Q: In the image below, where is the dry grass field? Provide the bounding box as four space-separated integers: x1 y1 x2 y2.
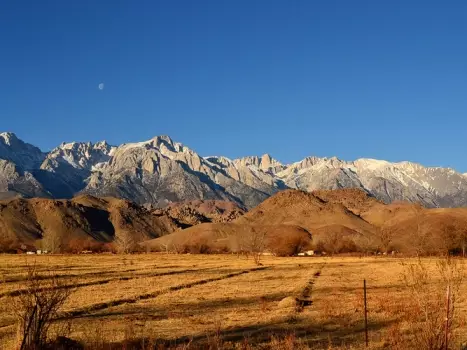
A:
0 254 466 349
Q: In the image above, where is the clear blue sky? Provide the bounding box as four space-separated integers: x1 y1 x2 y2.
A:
1 1 466 170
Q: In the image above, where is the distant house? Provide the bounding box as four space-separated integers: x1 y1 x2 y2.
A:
297 250 314 257
36 250 42 255
26 251 35 255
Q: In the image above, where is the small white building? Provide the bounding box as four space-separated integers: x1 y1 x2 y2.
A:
26 251 35 255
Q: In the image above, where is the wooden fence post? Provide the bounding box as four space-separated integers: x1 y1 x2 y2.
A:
364 279 368 347
445 285 450 350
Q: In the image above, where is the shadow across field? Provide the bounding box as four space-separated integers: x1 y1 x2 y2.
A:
0 267 216 299
62 267 269 319
68 290 293 320
65 317 395 349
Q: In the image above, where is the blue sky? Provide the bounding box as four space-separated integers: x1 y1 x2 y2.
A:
1 1 466 170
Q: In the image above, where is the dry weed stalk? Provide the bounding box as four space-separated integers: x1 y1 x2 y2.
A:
268 333 304 350
400 257 464 350
10 262 75 350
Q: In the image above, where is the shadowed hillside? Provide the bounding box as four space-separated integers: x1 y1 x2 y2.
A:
0 195 179 252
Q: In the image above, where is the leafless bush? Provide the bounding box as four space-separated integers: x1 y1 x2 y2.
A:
40 231 65 253
10 263 75 350
240 227 267 265
114 230 137 254
400 257 464 350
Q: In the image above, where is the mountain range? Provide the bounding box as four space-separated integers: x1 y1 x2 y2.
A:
1 131 467 208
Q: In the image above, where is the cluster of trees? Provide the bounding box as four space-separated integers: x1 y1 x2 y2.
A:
152 227 312 264
0 234 137 255
0 237 24 253
312 221 467 257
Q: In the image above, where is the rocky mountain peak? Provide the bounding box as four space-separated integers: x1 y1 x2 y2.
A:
151 135 174 144
233 154 284 173
0 132 45 170
0 132 19 145
260 153 282 167
44 140 115 171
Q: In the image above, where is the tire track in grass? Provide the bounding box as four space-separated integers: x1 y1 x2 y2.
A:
0 267 215 299
64 267 269 318
296 263 326 310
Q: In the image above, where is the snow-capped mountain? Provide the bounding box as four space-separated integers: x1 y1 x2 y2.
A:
0 133 50 199
43 141 115 171
0 132 467 208
77 136 276 208
32 141 117 198
0 132 45 169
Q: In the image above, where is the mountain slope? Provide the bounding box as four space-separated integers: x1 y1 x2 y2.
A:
1 132 467 208
145 189 467 255
0 195 178 252
82 136 273 208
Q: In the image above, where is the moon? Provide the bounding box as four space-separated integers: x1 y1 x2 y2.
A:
98 83 104 90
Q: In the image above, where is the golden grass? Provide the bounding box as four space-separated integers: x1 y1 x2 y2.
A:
0 254 466 349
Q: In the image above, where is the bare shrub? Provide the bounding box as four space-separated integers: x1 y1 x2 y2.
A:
40 231 64 253
400 257 464 349
377 226 394 253
246 227 267 265
158 241 172 254
114 230 136 254
10 263 75 350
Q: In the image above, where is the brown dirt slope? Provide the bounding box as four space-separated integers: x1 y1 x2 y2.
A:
146 189 467 255
236 189 376 235
312 188 380 216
